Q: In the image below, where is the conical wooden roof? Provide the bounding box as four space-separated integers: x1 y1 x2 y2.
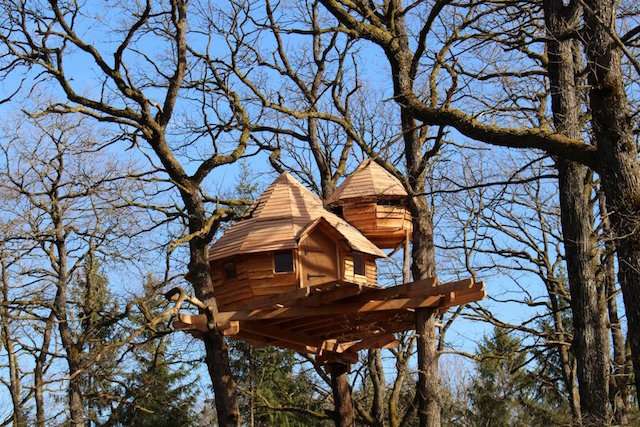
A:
325 159 407 206
209 173 386 261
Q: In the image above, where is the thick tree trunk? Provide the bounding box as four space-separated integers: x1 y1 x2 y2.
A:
368 349 386 427
319 169 357 426
544 3 611 423
583 0 640 404
415 309 440 427
410 197 440 427
202 333 239 427
328 363 355 427
67 374 86 427
558 160 610 425
184 193 240 427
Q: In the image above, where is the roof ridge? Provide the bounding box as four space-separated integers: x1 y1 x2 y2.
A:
209 171 385 260
326 158 407 205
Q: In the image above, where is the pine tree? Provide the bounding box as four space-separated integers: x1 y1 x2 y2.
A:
110 276 198 427
468 327 537 426
229 342 325 426
70 253 120 425
112 337 198 427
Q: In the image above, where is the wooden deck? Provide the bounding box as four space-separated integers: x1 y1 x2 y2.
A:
172 277 485 364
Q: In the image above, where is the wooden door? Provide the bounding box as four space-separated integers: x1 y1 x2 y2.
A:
300 229 338 287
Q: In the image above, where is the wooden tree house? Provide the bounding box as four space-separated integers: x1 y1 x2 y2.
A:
208 173 385 309
171 171 485 364
326 159 412 249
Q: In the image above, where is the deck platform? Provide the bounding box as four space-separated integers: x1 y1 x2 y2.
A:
173 277 485 364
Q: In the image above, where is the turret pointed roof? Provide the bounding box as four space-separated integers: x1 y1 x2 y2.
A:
209 172 385 261
325 159 407 206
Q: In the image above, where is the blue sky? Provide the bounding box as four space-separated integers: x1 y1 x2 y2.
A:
0 0 627 418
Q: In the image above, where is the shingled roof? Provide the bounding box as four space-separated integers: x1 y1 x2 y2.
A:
209 173 386 261
325 159 407 206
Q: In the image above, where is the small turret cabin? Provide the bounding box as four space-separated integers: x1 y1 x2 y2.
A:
209 173 385 310
326 159 412 249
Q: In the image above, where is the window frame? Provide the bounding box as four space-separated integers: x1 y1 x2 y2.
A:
352 252 366 276
273 250 294 274
223 261 237 279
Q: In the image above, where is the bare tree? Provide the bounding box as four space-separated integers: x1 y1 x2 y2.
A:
442 153 580 422
0 1 265 423
0 239 27 426
315 2 640 408
0 115 144 425
544 2 610 424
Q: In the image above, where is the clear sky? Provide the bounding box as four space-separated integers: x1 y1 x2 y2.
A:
0 0 627 419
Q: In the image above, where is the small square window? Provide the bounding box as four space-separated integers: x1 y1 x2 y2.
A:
353 253 365 276
223 262 236 279
274 251 294 273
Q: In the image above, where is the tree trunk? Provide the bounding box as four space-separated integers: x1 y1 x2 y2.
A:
184 192 240 427
543 3 611 423
558 160 610 425
1 260 25 427
410 197 440 427
35 312 55 427
328 362 355 427
583 0 640 404
68 373 86 427
368 349 386 427
51 210 86 427
202 333 239 427
415 309 440 427
599 192 630 424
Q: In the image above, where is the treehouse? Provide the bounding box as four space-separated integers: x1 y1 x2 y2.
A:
326 159 412 249
170 171 485 365
208 173 385 310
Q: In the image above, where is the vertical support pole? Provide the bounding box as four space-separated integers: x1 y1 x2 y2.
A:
403 231 412 284
328 362 355 427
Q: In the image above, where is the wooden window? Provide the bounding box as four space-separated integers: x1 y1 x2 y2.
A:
274 250 294 273
378 198 403 206
352 252 365 276
223 261 236 279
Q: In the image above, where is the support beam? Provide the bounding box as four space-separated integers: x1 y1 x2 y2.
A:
216 294 443 323
241 322 320 350
339 333 398 354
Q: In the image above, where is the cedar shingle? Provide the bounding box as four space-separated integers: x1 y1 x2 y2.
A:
209 173 385 260
325 159 407 206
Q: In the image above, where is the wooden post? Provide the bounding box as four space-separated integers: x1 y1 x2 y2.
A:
403 231 411 284
328 363 355 427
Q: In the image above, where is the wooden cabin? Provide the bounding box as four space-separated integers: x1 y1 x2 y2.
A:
325 159 412 249
174 169 484 362
209 173 385 310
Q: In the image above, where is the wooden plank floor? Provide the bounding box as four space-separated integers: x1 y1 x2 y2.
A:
174 277 485 364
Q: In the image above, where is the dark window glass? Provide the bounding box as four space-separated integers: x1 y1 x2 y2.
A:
378 199 403 206
274 251 294 273
353 253 365 276
223 262 236 279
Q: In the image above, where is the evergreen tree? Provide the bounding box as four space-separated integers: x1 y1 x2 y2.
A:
110 276 198 427
469 327 538 426
112 337 198 427
229 341 326 426
70 253 121 425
